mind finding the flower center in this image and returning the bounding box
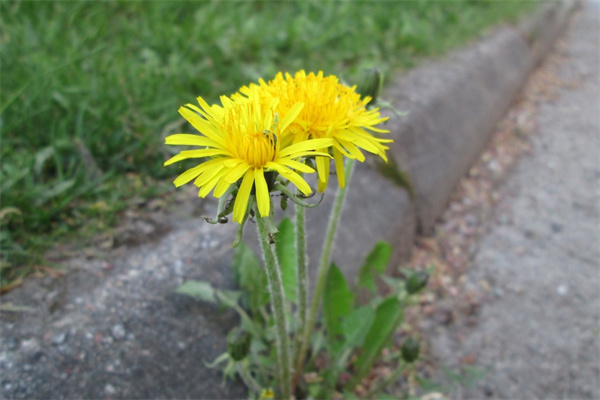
[242,130,277,167]
[223,103,279,167]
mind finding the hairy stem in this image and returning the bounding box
[292,202,308,368]
[292,159,355,390]
[256,214,291,399]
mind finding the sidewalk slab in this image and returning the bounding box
[383,0,578,234]
[430,4,599,397]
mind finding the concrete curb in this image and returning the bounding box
[323,0,579,280]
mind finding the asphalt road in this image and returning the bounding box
[431,3,600,399]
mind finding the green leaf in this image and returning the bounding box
[175,280,216,303]
[232,242,269,312]
[275,217,297,302]
[216,290,242,308]
[357,241,392,292]
[341,305,375,349]
[347,296,404,390]
[381,275,406,292]
[323,263,354,342]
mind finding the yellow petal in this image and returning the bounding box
[164,149,228,166]
[213,179,232,198]
[165,134,220,148]
[278,138,334,158]
[193,164,225,188]
[315,153,330,192]
[278,102,304,133]
[333,141,365,163]
[233,169,255,223]
[254,168,270,218]
[178,106,226,146]
[224,162,251,183]
[277,158,315,173]
[333,149,346,189]
[198,170,225,198]
[266,162,312,195]
[173,164,205,187]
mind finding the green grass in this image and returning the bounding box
[0,0,537,286]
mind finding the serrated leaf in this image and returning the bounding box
[357,241,392,292]
[324,263,354,343]
[175,280,216,303]
[347,296,404,390]
[275,217,297,302]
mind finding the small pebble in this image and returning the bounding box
[57,344,69,354]
[104,383,116,395]
[52,332,67,345]
[550,222,563,233]
[21,339,40,355]
[6,340,18,351]
[111,324,126,340]
[557,284,568,296]
[484,383,494,397]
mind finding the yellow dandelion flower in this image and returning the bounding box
[164,91,332,223]
[259,388,274,400]
[236,70,392,191]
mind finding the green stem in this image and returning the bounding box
[256,213,291,400]
[292,158,355,390]
[292,202,308,367]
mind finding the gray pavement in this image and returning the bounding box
[431,3,600,399]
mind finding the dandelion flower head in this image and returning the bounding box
[236,70,392,191]
[164,88,332,223]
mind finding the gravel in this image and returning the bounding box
[425,4,600,399]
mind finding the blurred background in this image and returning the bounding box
[0,0,536,289]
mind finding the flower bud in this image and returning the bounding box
[401,337,420,363]
[406,271,429,294]
[227,327,251,361]
[356,68,383,107]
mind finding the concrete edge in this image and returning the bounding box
[378,0,578,236]
[317,0,579,281]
